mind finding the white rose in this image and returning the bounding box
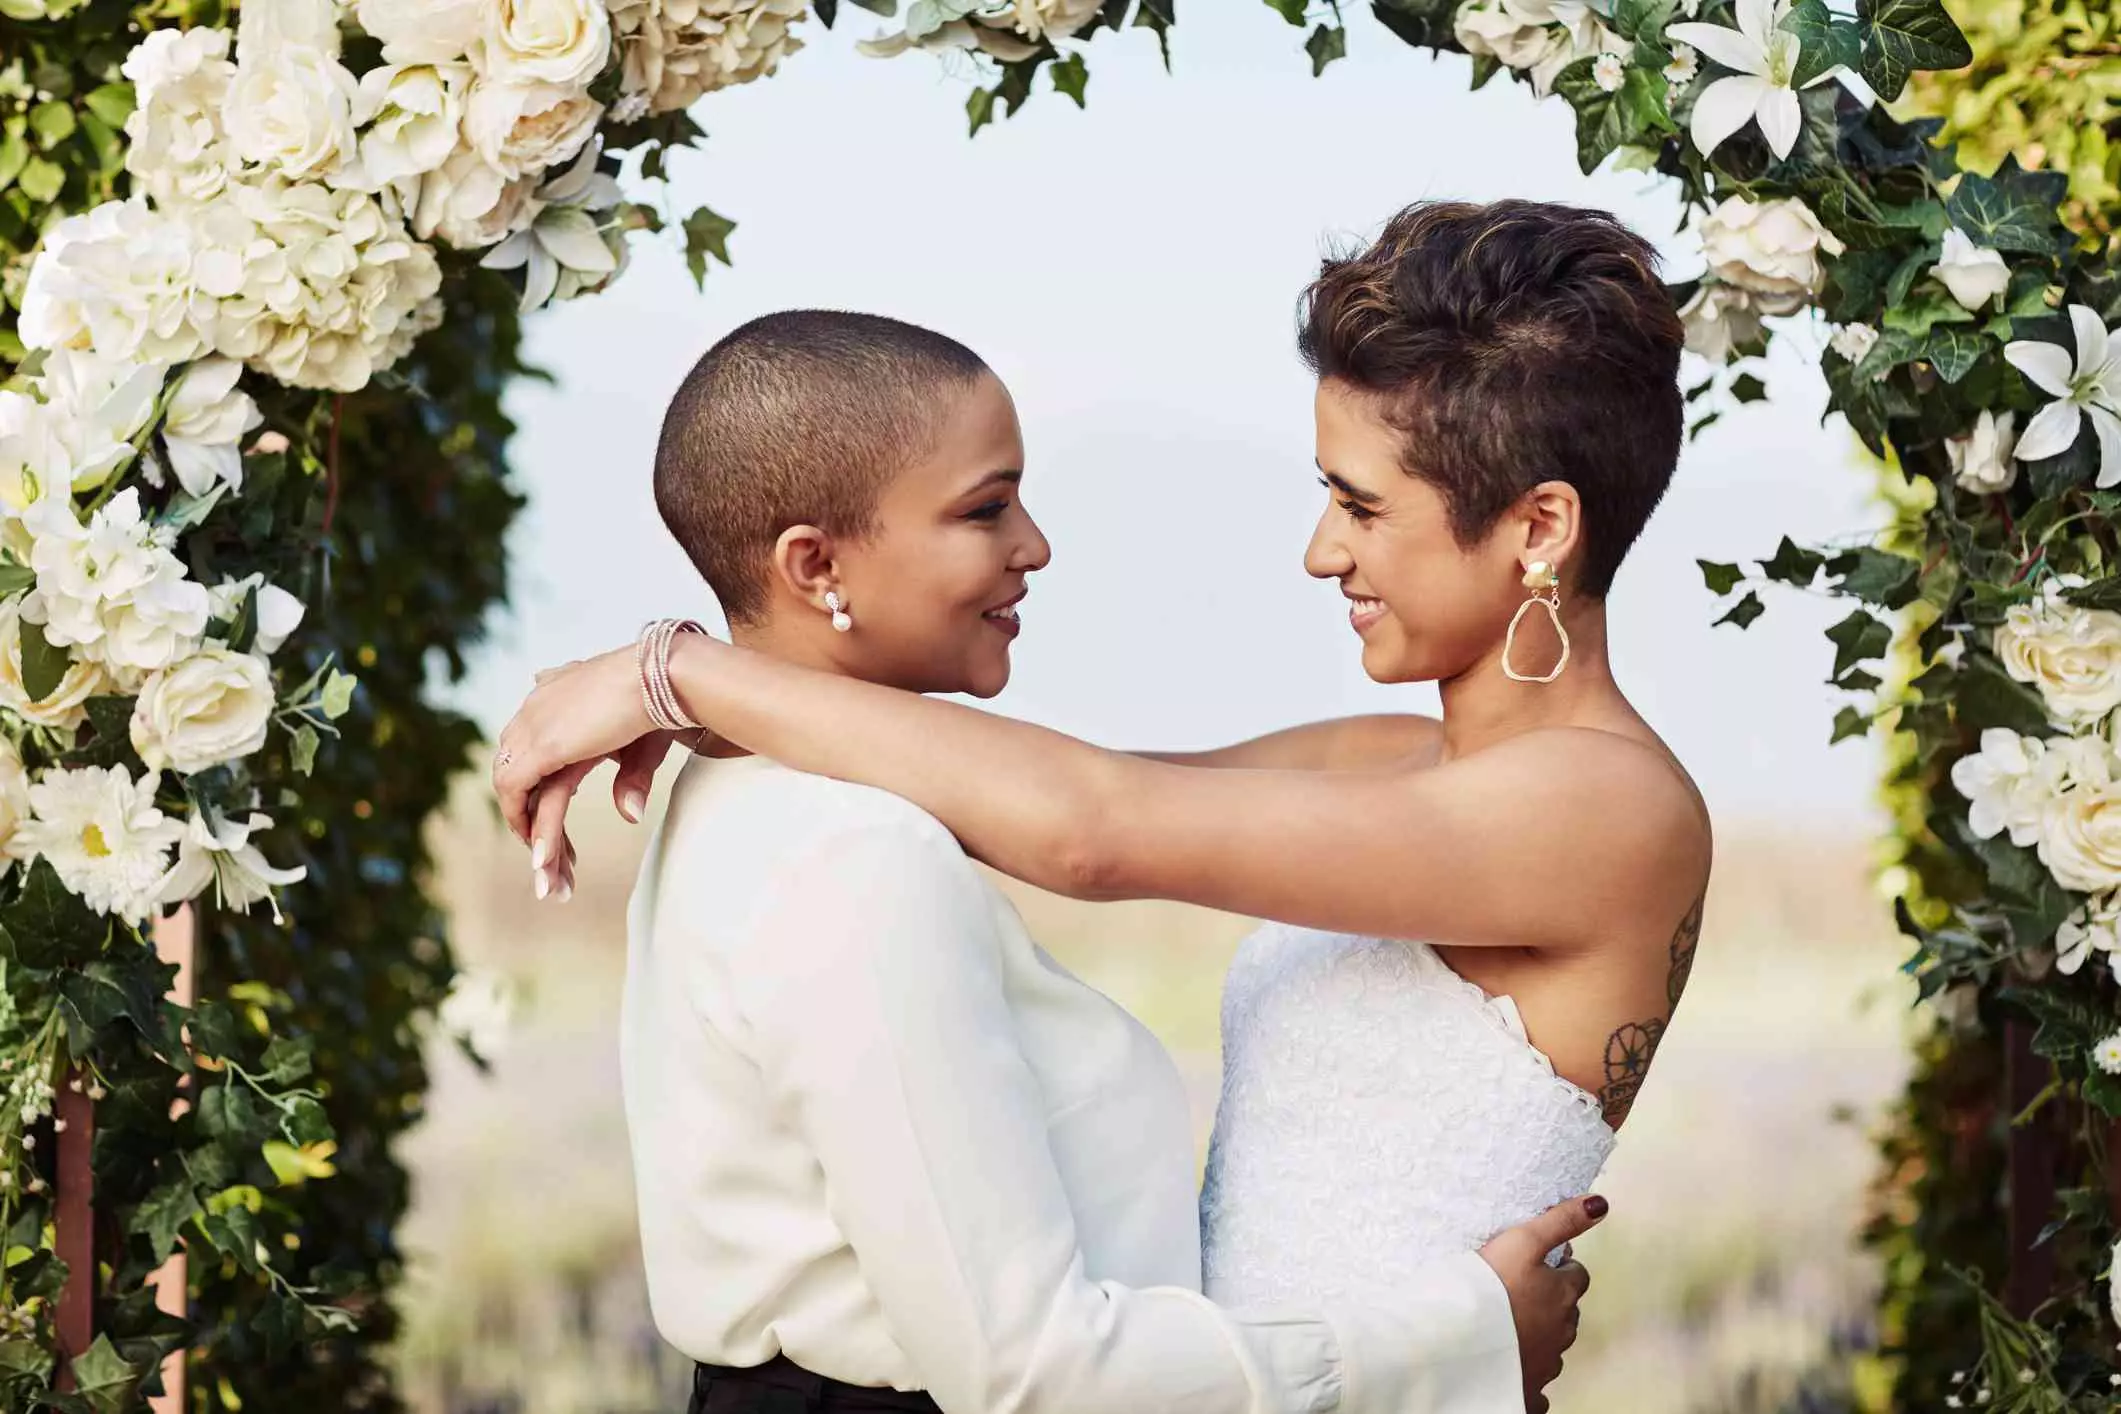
[608,0,806,115]
[225,43,363,185]
[2041,778,2121,895]
[480,0,613,87]
[409,146,545,251]
[0,600,113,733]
[1829,322,1879,363]
[357,0,484,63]
[130,648,275,775]
[438,969,516,1060]
[1949,409,2018,495]
[0,736,30,872]
[1995,583,2121,729]
[356,62,475,186]
[18,200,206,364]
[13,764,183,924]
[1933,227,2012,313]
[1697,195,1845,315]
[1454,0,1549,67]
[464,79,603,180]
[1952,727,2071,848]
[1678,282,1763,364]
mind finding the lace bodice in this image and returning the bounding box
[1200,925,1617,1308]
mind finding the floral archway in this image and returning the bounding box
[0,0,2113,1407]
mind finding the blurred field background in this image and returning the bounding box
[387,766,1913,1414]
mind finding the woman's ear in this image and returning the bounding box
[769,524,839,614]
[1518,482,1584,585]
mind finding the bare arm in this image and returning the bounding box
[641,637,1702,950]
[1136,714,1441,770]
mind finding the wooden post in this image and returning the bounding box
[52,905,195,1398]
[2006,1016,2060,1317]
[149,905,193,1414]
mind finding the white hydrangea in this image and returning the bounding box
[34,348,166,494]
[185,178,444,392]
[17,199,208,364]
[121,27,239,211]
[22,489,210,676]
[608,0,806,115]
[158,808,307,922]
[12,764,184,925]
[1697,194,1845,315]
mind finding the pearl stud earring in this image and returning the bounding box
[825,591,852,633]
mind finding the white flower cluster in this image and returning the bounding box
[609,0,807,116]
[860,0,1100,63]
[1453,0,1625,98]
[1680,194,1842,364]
[1952,582,2121,980]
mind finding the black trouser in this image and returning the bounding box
[689,1357,943,1414]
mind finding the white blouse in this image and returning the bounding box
[621,754,1520,1414]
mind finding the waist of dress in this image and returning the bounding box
[691,1357,942,1413]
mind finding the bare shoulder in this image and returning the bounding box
[1433,725,1711,909]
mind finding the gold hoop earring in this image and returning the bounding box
[1503,561,1569,684]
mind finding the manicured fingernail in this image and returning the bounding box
[1584,1195,1609,1220]
[531,838,549,870]
[533,868,550,901]
[558,879,574,903]
[622,790,646,823]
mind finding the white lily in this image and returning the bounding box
[478,142,623,313]
[2006,304,2121,486]
[1668,0,1833,161]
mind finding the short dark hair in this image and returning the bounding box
[655,310,991,624]
[1297,200,1683,598]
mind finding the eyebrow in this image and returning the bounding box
[1315,461,1383,505]
[963,469,1023,495]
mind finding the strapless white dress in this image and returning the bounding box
[1200,924,1618,1307]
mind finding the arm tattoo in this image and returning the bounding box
[1596,893,1706,1129]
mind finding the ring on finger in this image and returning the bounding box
[495,748,514,768]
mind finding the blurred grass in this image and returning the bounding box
[393,767,1912,1413]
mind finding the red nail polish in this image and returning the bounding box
[1584,1195,1609,1220]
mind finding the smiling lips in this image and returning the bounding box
[1346,593,1386,633]
[984,591,1025,637]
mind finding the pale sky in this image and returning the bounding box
[451,3,1891,827]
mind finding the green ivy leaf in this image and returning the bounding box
[1730,372,1768,403]
[1832,547,1921,607]
[27,101,75,151]
[1783,0,1861,87]
[1882,287,1976,338]
[290,724,320,776]
[258,1035,314,1088]
[1553,59,1672,175]
[1954,654,2052,737]
[816,0,838,24]
[1050,52,1089,105]
[1825,608,1892,677]
[19,617,70,705]
[1610,0,1677,41]
[59,959,161,1043]
[1698,559,1745,595]
[0,1338,52,1382]
[847,0,897,11]
[251,1291,307,1362]
[966,86,997,134]
[1263,0,1306,21]
[680,206,737,288]
[320,669,357,720]
[133,1177,202,1265]
[0,859,108,972]
[1759,535,1827,588]
[1305,22,1347,75]
[69,1335,138,1414]
[1829,705,1872,743]
[1714,590,1765,629]
[0,126,29,195]
[1854,0,1971,101]
[285,1095,333,1148]
[1945,159,2071,257]
[1924,325,1985,384]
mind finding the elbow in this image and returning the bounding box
[1046,762,1131,902]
